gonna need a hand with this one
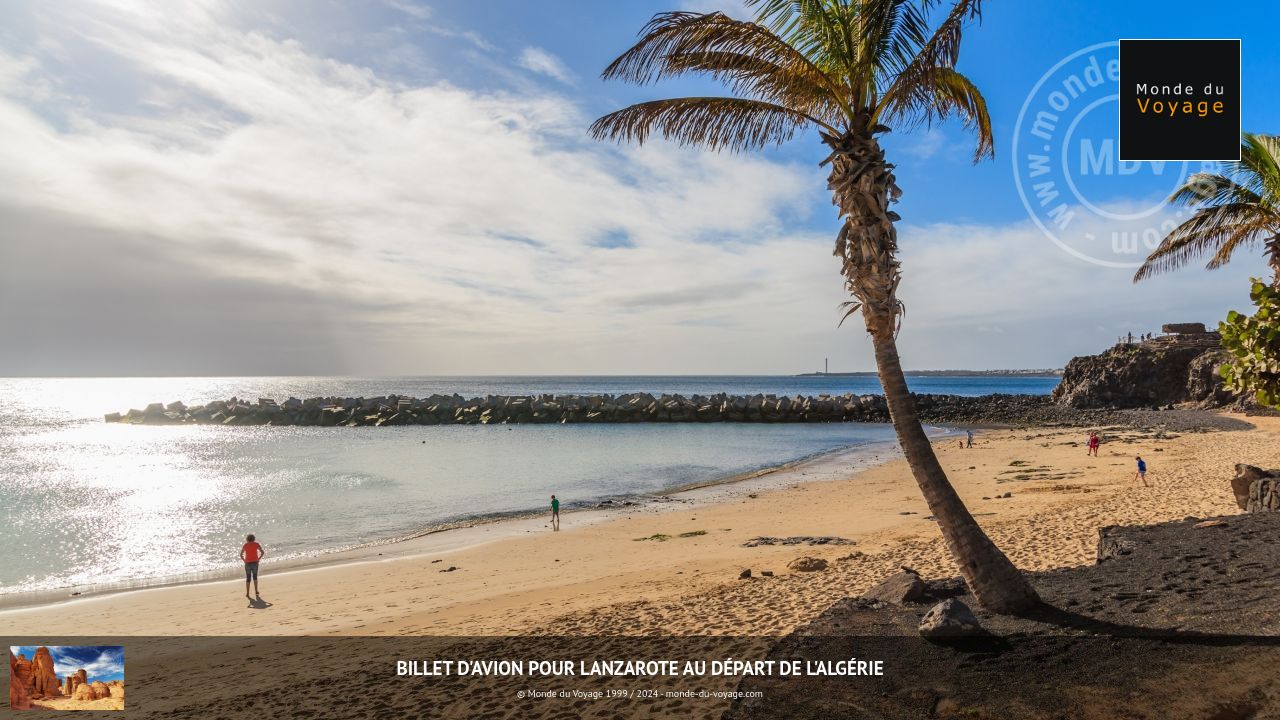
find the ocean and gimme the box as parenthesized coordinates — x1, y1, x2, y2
(0, 375, 1058, 596)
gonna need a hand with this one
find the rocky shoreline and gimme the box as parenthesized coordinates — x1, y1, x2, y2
(103, 392, 1257, 429)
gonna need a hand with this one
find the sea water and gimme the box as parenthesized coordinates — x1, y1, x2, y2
(0, 375, 1056, 595)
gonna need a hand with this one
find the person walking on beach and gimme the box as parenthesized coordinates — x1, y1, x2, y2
(240, 533, 265, 598)
(1134, 456, 1149, 487)
(1087, 432, 1100, 457)
(965, 430, 974, 448)
(550, 495, 560, 531)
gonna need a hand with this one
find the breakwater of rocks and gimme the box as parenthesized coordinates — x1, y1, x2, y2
(104, 393, 1077, 427)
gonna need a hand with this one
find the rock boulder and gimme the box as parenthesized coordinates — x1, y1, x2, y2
(862, 570, 925, 605)
(12, 652, 33, 695)
(1186, 350, 1236, 407)
(9, 650, 31, 710)
(786, 557, 828, 573)
(1097, 526, 1147, 563)
(1234, 465, 1280, 513)
(918, 598, 984, 638)
(31, 646, 62, 697)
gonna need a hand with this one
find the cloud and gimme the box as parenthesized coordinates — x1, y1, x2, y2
(0, 0, 1270, 376)
(383, 0, 430, 20)
(886, 209, 1263, 369)
(49, 646, 124, 681)
(0, 1, 820, 375)
(516, 46, 574, 85)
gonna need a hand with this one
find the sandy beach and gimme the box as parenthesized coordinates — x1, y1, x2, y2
(4, 414, 1277, 639)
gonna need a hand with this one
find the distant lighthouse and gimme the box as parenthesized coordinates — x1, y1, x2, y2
(824, 358, 829, 374)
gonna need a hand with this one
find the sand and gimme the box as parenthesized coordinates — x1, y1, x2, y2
(30, 695, 125, 711)
(3, 413, 1278, 638)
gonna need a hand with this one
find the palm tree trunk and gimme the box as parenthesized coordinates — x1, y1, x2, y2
(869, 328, 1040, 613)
(826, 128, 1040, 614)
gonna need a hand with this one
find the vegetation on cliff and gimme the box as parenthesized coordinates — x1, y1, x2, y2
(1220, 280, 1280, 409)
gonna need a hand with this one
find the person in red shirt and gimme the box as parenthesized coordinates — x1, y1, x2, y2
(239, 533, 266, 598)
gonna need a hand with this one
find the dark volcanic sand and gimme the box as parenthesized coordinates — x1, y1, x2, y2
(728, 512, 1280, 720)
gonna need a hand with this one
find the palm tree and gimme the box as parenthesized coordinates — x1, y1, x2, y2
(590, 0, 1039, 614)
(1135, 133, 1280, 287)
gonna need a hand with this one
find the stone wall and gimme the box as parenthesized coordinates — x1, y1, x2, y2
(105, 392, 1063, 428)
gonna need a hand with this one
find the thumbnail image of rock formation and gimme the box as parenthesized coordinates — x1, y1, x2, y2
(8, 646, 123, 711)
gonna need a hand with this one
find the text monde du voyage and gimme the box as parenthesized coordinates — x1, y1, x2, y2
(397, 658, 884, 677)
(1134, 82, 1229, 118)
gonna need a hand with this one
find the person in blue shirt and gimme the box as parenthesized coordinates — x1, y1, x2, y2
(1135, 456, 1149, 487)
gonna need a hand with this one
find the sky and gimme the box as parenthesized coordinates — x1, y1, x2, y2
(0, 0, 1277, 376)
(10, 645, 125, 683)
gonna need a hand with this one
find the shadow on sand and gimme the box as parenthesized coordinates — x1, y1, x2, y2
(1024, 603, 1280, 647)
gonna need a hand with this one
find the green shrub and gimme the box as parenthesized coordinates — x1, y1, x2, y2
(1219, 279, 1280, 409)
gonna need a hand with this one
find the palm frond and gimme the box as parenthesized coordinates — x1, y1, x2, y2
(663, 50, 842, 124)
(748, 0, 860, 87)
(877, 66, 992, 160)
(1239, 132, 1280, 204)
(1205, 222, 1270, 270)
(1169, 172, 1263, 207)
(602, 11, 852, 122)
(867, 0, 929, 82)
(588, 97, 820, 152)
(1134, 203, 1273, 280)
(877, 0, 981, 123)
(907, 0, 981, 71)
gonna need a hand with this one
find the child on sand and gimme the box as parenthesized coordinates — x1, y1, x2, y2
(1087, 432, 1100, 457)
(240, 533, 265, 598)
(550, 495, 560, 531)
(1134, 456, 1149, 487)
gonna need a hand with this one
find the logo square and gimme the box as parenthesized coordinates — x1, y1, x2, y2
(1119, 39, 1240, 161)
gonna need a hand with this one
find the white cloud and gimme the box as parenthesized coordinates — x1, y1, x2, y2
(0, 1, 824, 375)
(49, 648, 124, 681)
(0, 0, 1269, 376)
(516, 46, 574, 85)
(383, 0, 430, 21)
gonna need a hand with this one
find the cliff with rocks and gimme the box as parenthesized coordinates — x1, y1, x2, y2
(1052, 324, 1239, 409)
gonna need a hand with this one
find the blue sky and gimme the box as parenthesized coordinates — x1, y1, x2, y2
(10, 645, 124, 683)
(413, 0, 1280, 229)
(0, 0, 1277, 374)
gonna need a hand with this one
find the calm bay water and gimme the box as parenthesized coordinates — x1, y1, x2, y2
(0, 375, 1056, 595)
